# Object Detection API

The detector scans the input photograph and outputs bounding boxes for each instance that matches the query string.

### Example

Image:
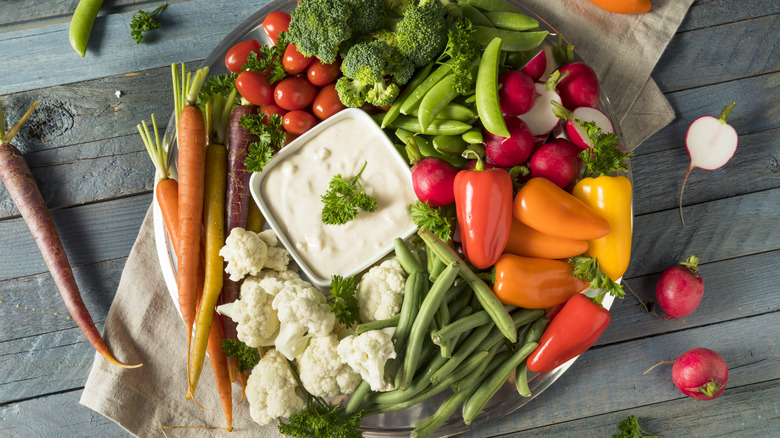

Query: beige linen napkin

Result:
[80,1,694,436]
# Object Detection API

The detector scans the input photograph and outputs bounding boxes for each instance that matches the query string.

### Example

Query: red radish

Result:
[551,101,614,151]
[556,62,600,110]
[0,101,141,369]
[520,47,547,82]
[498,70,538,116]
[672,348,728,400]
[680,102,738,226]
[517,71,566,137]
[484,116,535,167]
[656,255,704,319]
[528,139,582,188]
[411,157,459,207]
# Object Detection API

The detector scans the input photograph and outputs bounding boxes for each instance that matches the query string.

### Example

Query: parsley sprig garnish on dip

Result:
[240,113,286,172]
[130,3,167,44]
[576,120,633,176]
[328,275,360,328]
[321,161,378,225]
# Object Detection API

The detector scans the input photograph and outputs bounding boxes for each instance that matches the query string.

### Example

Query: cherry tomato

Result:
[274,76,317,111]
[283,110,318,136]
[236,71,274,106]
[262,11,290,44]
[225,39,261,73]
[259,103,287,122]
[283,43,314,75]
[312,83,347,120]
[307,58,342,87]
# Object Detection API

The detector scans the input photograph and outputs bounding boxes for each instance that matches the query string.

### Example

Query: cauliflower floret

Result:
[297,334,361,397]
[357,258,407,323]
[245,349,305,426]
[273,281,336,360]
[337,330,397,392]
[219,228,290,281]
[217,275,280,348]
[254,269,307,297]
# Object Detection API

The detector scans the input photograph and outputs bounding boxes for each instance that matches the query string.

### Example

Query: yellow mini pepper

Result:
[571,175,633,281]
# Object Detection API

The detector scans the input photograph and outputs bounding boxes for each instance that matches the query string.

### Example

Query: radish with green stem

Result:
[656,255,704,319]
[672,348,728,400]
[551,101,613,151]
[0,100,141,369]
[680,102,738,226]
[517,71,566,137]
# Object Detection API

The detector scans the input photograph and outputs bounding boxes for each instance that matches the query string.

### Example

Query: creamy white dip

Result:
[260,115,417,282]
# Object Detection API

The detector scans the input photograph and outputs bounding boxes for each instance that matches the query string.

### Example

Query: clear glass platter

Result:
[151,1,631,436]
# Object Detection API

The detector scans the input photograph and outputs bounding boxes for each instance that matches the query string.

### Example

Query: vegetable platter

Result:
[151,0,632,436]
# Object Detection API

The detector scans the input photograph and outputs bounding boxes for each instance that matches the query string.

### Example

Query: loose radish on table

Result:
[680,102,738,226]
[498,70,538,116]
[0,100,141,369]
[656,255,704,319]
[517,71,566,137]
[528,138,581,188]
[412,157,459,207]
[484,115,535,167]
[551,101,613,151]
[672,348,728,400]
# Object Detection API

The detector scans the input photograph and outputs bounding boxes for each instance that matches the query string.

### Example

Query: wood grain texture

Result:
[680,0,780,31]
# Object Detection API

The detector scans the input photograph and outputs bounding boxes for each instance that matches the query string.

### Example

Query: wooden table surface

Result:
[1,0,778,437]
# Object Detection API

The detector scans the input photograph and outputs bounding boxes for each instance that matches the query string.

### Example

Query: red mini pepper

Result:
[454,158,513,270]
[526,293,611,373]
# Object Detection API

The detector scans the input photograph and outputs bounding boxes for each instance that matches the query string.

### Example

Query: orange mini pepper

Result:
[514,177,611,241]
[504,218,588,260]
[587,0,651,14]
[492,254,590,309]
[571,175,633,281]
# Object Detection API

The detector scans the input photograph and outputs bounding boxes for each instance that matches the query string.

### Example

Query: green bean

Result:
[345,380,371,413]
[382,62,434,128]
[69,0,103,57]
[474,26,549,52]
[429,322,493,385]
[462,342,538,424]
[432,135,469,156]
[434,309,492,345]
[462,128,484,144]
[419,228,517,342]
[515,361,531,397]
[394,237,423,275]
[484,11,539,31]
[428,253,446,282]
[475,37,509,138]
[523,316,550,344]
[394,271,426,348]
[460,3,494,27]
[418,75,460,133]
[400,60,455,115]
[371,351,448,405]
[460,0,524,13]
[356,314,400,334]
[446,288,473,318]
[453,343,508,392]
[401,261,460,390]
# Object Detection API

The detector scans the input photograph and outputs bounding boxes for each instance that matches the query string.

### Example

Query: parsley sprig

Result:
[328,275,360,328]
[197,73,238,107]
[130,3,167,44]
[612,415,660,438]
[570,255,625,303]
[577,120,633,177]
[438,17,481,94]
[221,339,260,373]
[239,113,286,172]
[409,200,453,242]
[321,161,378,225]
[241,31,290,84]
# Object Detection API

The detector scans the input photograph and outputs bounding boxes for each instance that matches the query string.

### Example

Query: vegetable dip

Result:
[260,115,417,281]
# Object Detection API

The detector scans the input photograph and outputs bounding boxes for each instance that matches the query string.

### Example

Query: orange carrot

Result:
[1,101,141,369]
[207,311,233,430]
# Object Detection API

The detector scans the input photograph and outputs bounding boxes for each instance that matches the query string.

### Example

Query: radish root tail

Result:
[679,165,693,228]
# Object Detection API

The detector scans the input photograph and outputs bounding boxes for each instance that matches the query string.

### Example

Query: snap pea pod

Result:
[459,0,524,13]
[410,102,477,123]
[383,62,435,128]
[462,128,484,144]
[356,313,401,334]
[401,262,460,390]
[418,75,460,133]
[462,341,538,424]
[69,0,103,57]
[474,26,549,52]
[419,227,516,342]
[433,135,469,156]
[394,237,423,275]
[475,37,509,138]
[383,114,473,136]
[484,11,539,31]
[400,60,455,115]
[460,3,494,27]
[395,128,468,168]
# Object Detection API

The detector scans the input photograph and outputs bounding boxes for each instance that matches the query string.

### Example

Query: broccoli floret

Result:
[288,0,354,63]
[384,0,414,16]
[336,39,407,107]
[345,0,386,34]
[393,0,448,68]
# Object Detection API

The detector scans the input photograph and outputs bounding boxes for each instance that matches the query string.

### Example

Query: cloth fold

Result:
[80,1,694,436]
